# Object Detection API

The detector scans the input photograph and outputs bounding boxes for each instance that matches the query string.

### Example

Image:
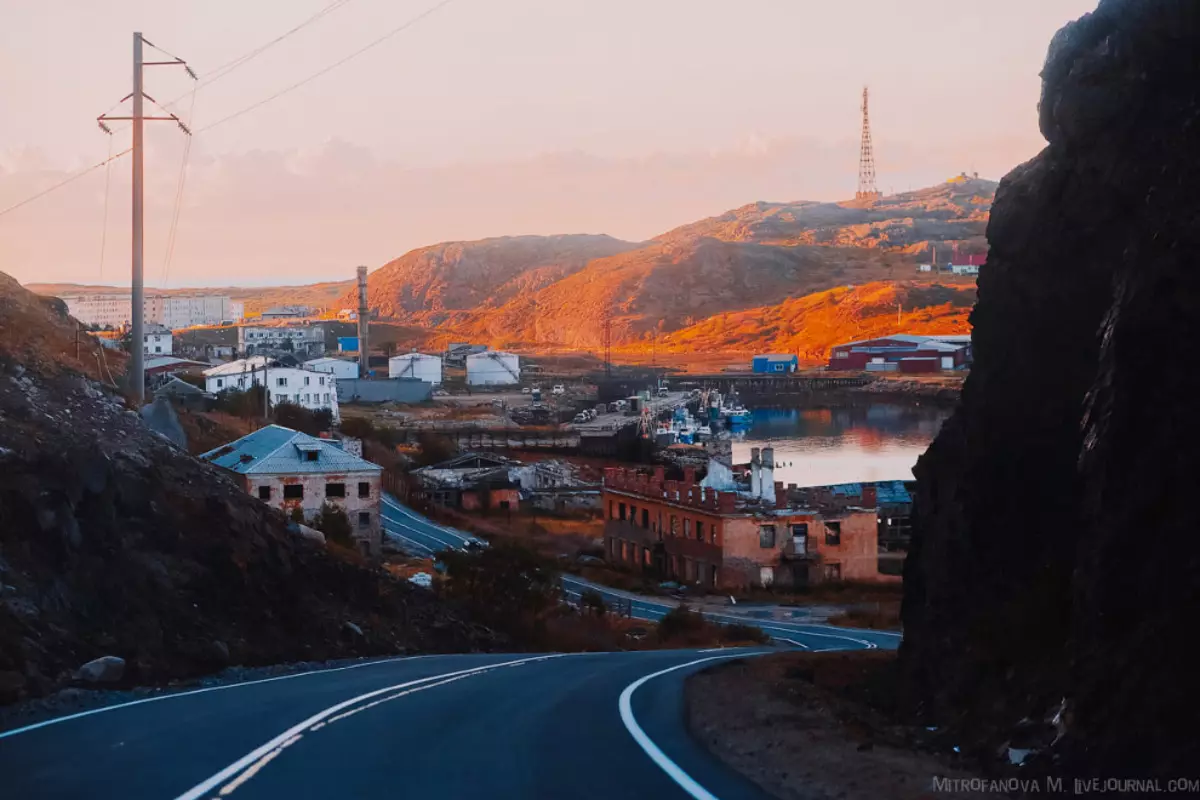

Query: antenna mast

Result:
[856,86,881,202]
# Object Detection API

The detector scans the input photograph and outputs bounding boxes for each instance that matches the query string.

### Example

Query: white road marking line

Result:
[774,638,810,650]
[0,654,445,741]
[619,653,768,800]
[217,733,303,796]
[172,654,572,800]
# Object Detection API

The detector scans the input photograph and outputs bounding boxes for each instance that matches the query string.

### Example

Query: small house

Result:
[751,354,799,374]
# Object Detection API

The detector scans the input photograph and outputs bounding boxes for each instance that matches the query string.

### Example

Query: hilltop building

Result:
[238,324,325,357]
[202,358,340,419]
[201,425,382,558]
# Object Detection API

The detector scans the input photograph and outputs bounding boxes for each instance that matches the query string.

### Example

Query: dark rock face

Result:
[0,359,501,704]
[902,0,1200,779]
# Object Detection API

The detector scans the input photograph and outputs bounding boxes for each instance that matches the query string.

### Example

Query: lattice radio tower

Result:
[856,86,882,202]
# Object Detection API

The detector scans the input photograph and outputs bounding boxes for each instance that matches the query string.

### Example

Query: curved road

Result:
[5,649,796,799]
[0,499,905,798]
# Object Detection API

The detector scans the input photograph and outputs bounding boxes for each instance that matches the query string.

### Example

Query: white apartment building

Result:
[203,358,340,420]
[238,324,326,357]
[144,329,173,356]
[58,292,233,329]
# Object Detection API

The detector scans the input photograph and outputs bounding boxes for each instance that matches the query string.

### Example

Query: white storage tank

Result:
[388,352,443,385]
[466,351,520,386]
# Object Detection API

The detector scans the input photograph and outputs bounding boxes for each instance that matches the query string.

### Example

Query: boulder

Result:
[74,656,125,684]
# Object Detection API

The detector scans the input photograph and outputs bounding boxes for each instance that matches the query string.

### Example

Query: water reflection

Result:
[732,404,952,486]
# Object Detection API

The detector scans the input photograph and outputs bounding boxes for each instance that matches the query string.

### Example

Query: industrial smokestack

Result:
[356,266,369,378]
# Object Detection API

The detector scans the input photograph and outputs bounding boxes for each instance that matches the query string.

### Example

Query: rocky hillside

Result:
[649,281,974,362]
[0,272,497,703]
[902,0,1199,781]
[341,234,638,326]
[655,177,995,253]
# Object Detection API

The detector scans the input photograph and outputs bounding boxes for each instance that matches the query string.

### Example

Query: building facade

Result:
[828,334,972,372]
[203,359,340,420]
[201,425,382,558]
[238,324,326,357]
[752,354,799,373]
[303,357,359,380]
[58,292,232,329]
[144,328,173,356]
[602,455,898,588]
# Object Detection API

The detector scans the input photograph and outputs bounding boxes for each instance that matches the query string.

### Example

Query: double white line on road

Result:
[173,654,574,800]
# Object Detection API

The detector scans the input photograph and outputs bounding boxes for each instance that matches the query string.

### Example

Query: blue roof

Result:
[200,425,381,476]
[823,480,911,505]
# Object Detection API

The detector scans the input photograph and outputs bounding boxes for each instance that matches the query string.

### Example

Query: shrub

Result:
[273,402,333,436]
[312,502,354,548]
[720,622,769,644]
[414,431,457,466]
[657,605,707,642]
[289,506,306,524]
[579,589,608,617]
[438,542,560,641]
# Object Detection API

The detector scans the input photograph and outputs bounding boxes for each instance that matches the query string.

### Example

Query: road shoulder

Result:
[685,651,1006,800]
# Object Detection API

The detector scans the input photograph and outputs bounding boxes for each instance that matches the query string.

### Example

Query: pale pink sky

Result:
[0,0,1096,287]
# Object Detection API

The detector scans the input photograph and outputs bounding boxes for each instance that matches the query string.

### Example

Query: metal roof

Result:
[303,357,352,367]
[834,333,968,350]
[200,425,382,476]
[203,356,271,377]
[823,480,912,505]
[754,353,797,360]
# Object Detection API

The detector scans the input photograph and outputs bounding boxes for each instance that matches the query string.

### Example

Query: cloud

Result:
[0,133,1042,288]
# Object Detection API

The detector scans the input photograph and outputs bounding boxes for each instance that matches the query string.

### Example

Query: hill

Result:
[0,271,497,703]
[452,180,991,349]
[647,281,975,363]
[339,234,639,326]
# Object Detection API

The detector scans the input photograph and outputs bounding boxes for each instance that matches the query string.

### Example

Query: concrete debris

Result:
[342,621,364,638]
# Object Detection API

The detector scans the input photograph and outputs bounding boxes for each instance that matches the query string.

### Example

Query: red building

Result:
[828,334,971,372]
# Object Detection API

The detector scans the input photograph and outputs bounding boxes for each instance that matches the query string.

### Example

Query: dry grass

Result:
[827,601,903,631]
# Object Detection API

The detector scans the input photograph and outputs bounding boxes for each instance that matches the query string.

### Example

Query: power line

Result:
[188,0,354,95]
[0,0,454,220]
[98,135,115,280]
[0,148,132,219]
[162,86,198,287]
[197,0,455,134]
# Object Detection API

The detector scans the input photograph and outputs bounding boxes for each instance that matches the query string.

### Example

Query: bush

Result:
[438,542,560,641]
[273,402,333,436]
[580,589,608,617]
[414,431,457,467]
[720,622,769,644]
[289,506,305,524]
[213,386,267,419]
[657,605,707,642]
[311,502,354,548]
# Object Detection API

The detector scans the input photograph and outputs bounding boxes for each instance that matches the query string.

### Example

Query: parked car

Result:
[521,387,532,394]
[552,384,565,395]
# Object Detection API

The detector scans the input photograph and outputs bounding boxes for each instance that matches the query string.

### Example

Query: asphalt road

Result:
[379,493,485,556]
[561,575,902,651]
[1,649,792,800]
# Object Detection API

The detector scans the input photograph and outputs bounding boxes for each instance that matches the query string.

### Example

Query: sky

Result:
[0,0,1098,288]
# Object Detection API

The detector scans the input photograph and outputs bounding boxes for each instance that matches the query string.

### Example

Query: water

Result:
[731,404,952,487]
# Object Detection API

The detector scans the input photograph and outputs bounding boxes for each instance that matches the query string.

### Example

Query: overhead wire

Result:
[196,0,455,134]
[161,84,198,288]
[0,0,454,221]
[98,134,115,281]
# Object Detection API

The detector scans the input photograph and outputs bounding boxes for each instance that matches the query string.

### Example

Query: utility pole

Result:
[97,32,194,405]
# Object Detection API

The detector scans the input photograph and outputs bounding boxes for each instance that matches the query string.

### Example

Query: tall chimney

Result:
[760,447,776,504]
[356,266,369,379]
[750,447,762,497]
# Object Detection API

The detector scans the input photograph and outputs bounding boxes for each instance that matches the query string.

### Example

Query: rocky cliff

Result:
[0,273,498,703]
[902,0,1200,780]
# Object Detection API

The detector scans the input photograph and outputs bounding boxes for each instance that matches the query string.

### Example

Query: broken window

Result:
[825,521,842,546]
[304,451,318,462]
[696,520,704,541]
[358,511,370,527]
[326,482,345,498]
[641,508,649,529]
[619,502,627,521]
[358,482,370,498]
[258,486,271,501]
[684,518,691,538]
[759,524,777,548]
[283,484,303,500]
[823,563,842,582]
[670,515,678,536]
